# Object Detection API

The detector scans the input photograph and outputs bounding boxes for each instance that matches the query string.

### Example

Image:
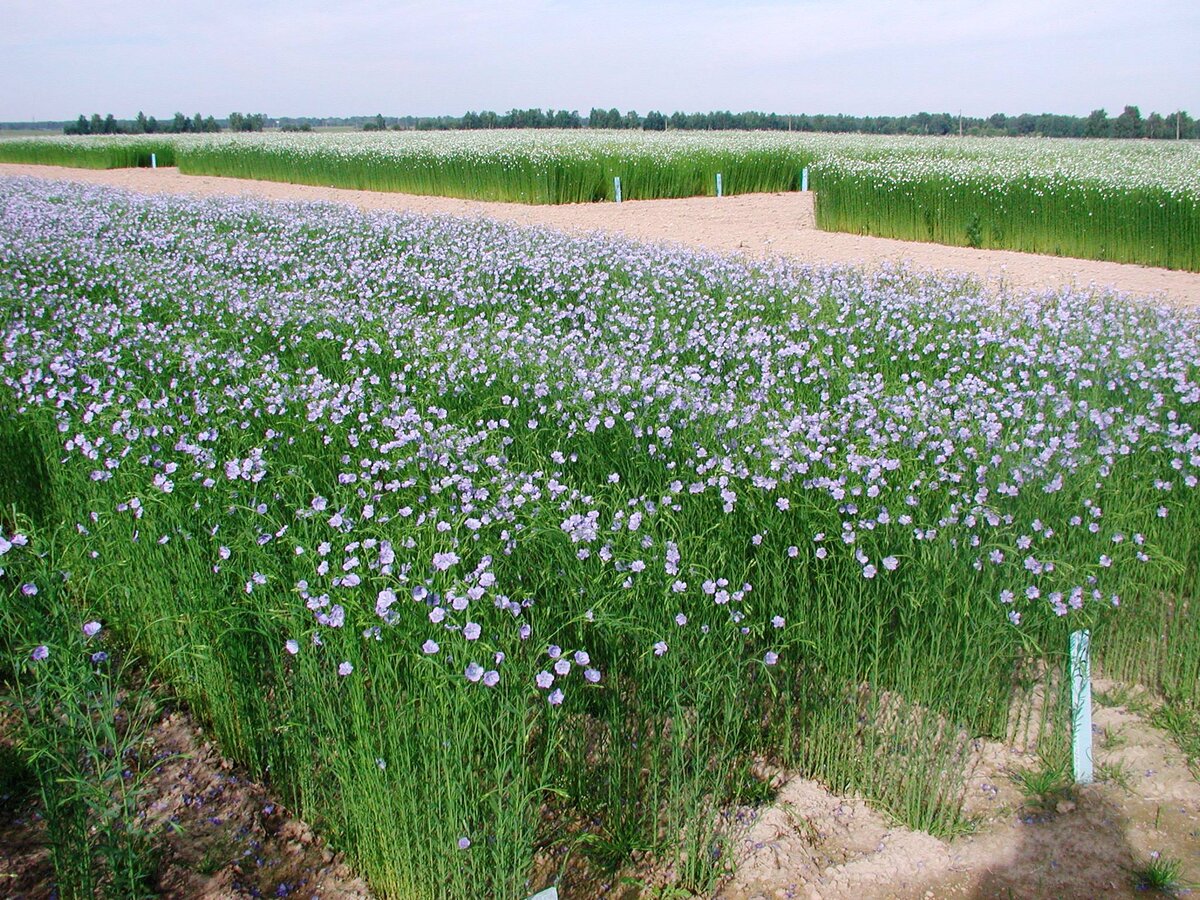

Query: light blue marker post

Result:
[716,173,723,198]
[801,166,809,192]
[614,176,622,203]
[1070,629,1093,784]
[150,153,157,170]
[525,889,558,900]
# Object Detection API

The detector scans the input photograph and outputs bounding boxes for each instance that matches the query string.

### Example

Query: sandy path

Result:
[3,163,1200,307]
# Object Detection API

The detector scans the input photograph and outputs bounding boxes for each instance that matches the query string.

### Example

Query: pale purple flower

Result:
[431,551,460,572]
[457,837,471,850]
[21,583,37,596]
[535,670,554,689]
[285,639,300,655]
[465,662,484,682]
[482,670,500,687]
[764,651,779,666]
[553,658,571,676]
[463,622,481,641]
[82,621,102,638]
[422,639,440,654]
[31,645,49,662]
[584,668,601,683]
[653,641,668,656]
[338,661,353,676]
[548,688,564,706]
[771,615,785,628]
[375,589,397,617]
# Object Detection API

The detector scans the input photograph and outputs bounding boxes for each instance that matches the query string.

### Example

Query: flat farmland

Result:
[2,172,1198,898]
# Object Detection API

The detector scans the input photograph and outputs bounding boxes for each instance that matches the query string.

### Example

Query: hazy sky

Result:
[2,0,1197,121]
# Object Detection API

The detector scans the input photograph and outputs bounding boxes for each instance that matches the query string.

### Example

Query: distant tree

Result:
[643,110,666,131]
[171,112,188,133]
[462,111,481,129]
[134,111,148,134]
[1172,110,1195,139]
[192,112,204,132]
[552,108,579,128]
[362,113,387,131]
[103,113,118,134]
[1145,112,1165,139]
[1084,108,1110,138]
[1112,104,1144,138]
[623,110,641,129]
[146,116,159,134]
[228,112,245,132]
[90,113,104,134]
[65,114,90,135]
[202,115,220,132]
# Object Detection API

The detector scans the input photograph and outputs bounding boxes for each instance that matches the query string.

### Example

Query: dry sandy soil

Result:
[1,164,1198,899]
[2,163,1200,308]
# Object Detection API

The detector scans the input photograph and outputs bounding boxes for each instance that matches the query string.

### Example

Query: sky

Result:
[1,0,1198,122]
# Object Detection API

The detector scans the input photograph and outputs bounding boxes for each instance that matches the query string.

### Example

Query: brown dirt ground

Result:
[718,679,1200,900]
[1,164,1198,899]
[0,700,371,899]
[2,163,1199,308]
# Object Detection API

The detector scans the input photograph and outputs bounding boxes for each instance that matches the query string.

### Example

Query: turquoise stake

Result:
[1070,630,1093,784]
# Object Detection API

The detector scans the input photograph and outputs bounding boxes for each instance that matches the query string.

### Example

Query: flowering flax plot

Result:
[0,176,1198,897]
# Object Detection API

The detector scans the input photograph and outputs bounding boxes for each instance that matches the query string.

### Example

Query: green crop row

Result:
[0,138,176,169]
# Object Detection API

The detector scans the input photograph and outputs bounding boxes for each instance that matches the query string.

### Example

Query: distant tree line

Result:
[361,105,1197,139]
[13,105,1193,139]
[61,112,268,135]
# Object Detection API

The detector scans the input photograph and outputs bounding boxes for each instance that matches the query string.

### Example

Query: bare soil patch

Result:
[2,164,1199,307]
[719,679,1200,900]
[0,701,371,899]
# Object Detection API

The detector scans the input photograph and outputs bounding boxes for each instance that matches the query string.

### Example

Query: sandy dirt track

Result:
[3,162,1199,308]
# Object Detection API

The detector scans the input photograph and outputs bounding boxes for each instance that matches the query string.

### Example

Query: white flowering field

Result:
[1,177,1198,896]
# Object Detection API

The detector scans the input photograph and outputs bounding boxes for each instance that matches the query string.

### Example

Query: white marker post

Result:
[801,166,809,192]
[1070,629,1093,784]
[613,176,622,203]
[716,173,723,198]
[525,889,558,900]
[150,153,157,169]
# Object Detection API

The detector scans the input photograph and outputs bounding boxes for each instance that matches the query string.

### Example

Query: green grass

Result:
[812,169,1200,271]
[175,139,812,203]
[0,137,176,169]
